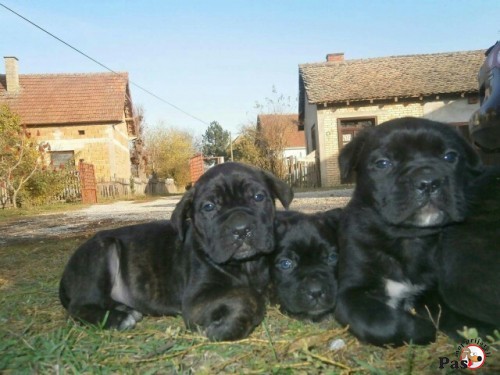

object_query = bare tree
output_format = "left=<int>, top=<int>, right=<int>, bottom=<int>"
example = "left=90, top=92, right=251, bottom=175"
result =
left=249, top=86, right=299, bottom=179
left=129, top=105, right=148, bottom=179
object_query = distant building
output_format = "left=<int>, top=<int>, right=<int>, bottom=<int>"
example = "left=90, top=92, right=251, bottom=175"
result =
left=0, top=56, right=144, bottom=182
left=299, top=50, right=484, bottom=186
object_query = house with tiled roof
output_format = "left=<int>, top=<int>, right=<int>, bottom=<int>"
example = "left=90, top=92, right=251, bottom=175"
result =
left=299, top=50, right=484, bottom=186
left=257, top=114, right=307, bottom=159
left=0, top=56, right=143, bottom=184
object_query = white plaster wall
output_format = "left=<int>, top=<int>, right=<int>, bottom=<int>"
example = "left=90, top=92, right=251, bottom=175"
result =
left=283, top=147, right=307, bottom=159
left=422, top=98, right=479, bottom=123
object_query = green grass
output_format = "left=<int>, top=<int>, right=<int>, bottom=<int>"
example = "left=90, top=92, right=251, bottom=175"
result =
left=1, top=235, right=498, bottom=374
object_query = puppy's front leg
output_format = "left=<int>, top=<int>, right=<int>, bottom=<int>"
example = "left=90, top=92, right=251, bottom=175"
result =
left=183, top=287, right=265, bottom=341
left=335, top=288, right=436, bottom=346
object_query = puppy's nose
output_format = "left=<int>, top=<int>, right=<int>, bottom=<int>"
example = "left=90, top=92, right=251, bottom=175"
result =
left=306, top=282, right=325, bottom=301
left=229, top=211, right=254, bottom=239
left=232, top=223, right=252, bottom=239
left=415, top=178, right=442, bottom=194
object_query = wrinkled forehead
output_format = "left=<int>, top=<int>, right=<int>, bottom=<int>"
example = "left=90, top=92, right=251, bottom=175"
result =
left=195, top=170, right=266, bottom=202
left=280, top=220, right=335, bottom=250
left=371, top=127, right=452, bottom=160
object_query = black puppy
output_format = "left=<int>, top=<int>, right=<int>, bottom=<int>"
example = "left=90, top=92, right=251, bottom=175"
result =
left=335, top=117, right=485, bottom=346
left=59, top=162, right=293, bottom=341
left=439, top=166, right=500, bottom=328
left=271, top=209, right=341, bottom=322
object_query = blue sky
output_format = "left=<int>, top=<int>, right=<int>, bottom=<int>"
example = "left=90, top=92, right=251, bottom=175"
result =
left=1, top=0, right=499, bottom=137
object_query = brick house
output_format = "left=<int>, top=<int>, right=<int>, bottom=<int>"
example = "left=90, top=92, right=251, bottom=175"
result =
left=0, top=56, right=143, bottom=183
left=257, top=114, right=307, bottom=158
left=299, top=50, right=485, bottom=187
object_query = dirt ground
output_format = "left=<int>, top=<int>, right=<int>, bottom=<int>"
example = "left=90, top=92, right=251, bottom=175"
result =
left=0, top=189, right=352, bottom=246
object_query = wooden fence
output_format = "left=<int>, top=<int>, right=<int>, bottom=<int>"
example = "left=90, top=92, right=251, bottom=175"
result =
left=58, top=170, right=81, bottom=203
left=285, top=156, right=320, bottom=188
left=1, top=170, right=151, bottom=209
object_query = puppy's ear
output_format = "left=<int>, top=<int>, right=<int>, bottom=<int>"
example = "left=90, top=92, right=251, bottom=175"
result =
left=314, top=208, right=342, bottom=230
left=262, top=170, right=294, bottom=209
left=171, top=188, right=195, bottom=242
left=323, top=208, right=342, bottom=228
left=338, top=129, right=371, bottom=183
left=274, top=211, right=291, bottom=237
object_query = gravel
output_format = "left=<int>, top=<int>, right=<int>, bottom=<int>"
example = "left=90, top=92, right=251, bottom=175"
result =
left=0, top=189, right=352, bottom=245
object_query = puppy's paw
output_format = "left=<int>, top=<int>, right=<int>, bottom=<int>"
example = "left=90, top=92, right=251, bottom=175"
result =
left=205, top=305, right=255, bottom=341
left=188, top=291, right=265, bottom=341
left=117, top=309, right=143, bottom=330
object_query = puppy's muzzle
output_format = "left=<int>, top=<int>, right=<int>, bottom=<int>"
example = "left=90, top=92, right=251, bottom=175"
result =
left=304, top=280, right=326, bottom=303
left=411, top=168, right=447, bottom=197
left=415, top=178, right=442, bottom=195
left=231, top=214, right=253, bottom=241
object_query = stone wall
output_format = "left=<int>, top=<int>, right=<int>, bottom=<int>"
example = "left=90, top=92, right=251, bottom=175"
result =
left=30, top=118, right=132, bottom=182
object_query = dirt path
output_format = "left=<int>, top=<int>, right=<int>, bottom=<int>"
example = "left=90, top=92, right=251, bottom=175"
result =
left=0, top=189, right=352, bottom=245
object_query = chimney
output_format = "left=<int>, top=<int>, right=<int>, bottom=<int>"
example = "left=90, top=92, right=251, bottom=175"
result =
left=326, top=53, right=344, bottom=62
left=4, top=56, right=20, bottom=93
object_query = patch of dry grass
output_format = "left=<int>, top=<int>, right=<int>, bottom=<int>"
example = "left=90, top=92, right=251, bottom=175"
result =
left=0, top=202, right=88, bottom=221
left=1, top=236, right=498, bottom=374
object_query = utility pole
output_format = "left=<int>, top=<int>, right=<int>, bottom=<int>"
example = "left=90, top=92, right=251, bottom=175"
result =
left=229, top=131, right=234, bottom=161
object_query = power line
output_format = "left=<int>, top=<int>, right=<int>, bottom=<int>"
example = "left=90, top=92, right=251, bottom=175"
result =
left=0, top=2, right=210, bottom=126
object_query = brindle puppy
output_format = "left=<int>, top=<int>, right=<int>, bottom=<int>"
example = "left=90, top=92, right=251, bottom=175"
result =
left=59, top=162, right=293, bottom=341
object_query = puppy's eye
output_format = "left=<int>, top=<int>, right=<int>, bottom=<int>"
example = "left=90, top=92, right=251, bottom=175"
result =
left=202, top=202, right=215, bottom=212
left=443, top=151, right=458, bottom=163
left=253, top=193, right=265, bottom=202
left=277, top=259, right=294, bottom=271
left=375, top=159, right=392, bottom=169
left=327, top=253, right=338, bottom=265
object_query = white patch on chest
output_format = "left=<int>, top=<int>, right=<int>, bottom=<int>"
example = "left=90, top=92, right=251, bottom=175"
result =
left=108, top=242, right=134, bottom=306
left=385, top=279, right=425, bottom=310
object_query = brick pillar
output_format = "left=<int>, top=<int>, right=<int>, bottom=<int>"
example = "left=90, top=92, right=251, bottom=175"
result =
left=326, top=53, right=344, bottom=62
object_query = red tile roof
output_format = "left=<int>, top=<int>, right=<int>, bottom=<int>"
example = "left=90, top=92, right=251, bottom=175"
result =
left=0, top=72, right=129, bottom=125
left=299, top=50, right=485, bottom=105
left=257, top=114, right=305, bottom=148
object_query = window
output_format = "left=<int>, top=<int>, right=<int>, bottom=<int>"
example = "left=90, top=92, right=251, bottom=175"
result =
left=78, top=130, right=85, bottom=135
left=338, top=117, right=376, bottom=149
left=51, top=151, right=75, bottom=169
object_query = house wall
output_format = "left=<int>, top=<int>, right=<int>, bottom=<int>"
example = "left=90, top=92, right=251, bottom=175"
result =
left=310, top=97, right=478, bottom=187
left=283, top=146, right=307, bottom=159
left=422, top=99, right=477, bottom=123
left=303, top=94, right=318, bottom=154
left=31, top=117, right=132, bottom=182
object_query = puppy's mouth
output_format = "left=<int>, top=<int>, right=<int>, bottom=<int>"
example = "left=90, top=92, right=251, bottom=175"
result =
left=286, top=304, right=335, bottom=321
left=305, top=304, right=335, bottom=315
left=232, top=242, right=259, bottom=260
left=411, top=203, right=446, bottom=227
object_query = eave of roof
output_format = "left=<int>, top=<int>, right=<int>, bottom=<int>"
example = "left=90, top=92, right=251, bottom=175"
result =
left=299, top=50, right=485, bottom=105
left=0, top=72, right=130, bottom=125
